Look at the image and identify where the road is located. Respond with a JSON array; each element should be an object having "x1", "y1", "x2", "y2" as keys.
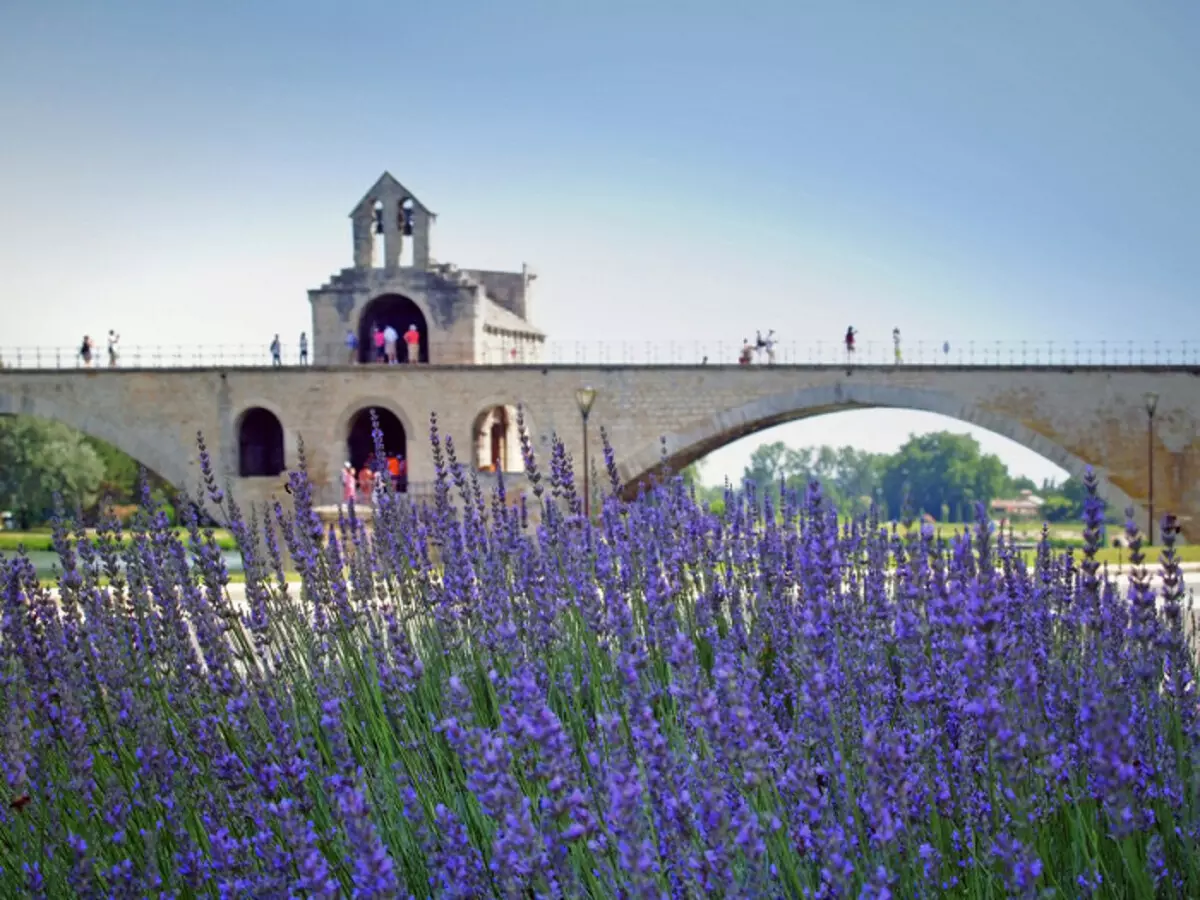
[{"x1": 206, "y1": 569, "x2": 1200, "y2": 621}]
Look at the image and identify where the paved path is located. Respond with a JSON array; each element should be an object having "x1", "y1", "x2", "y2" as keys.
[
  {"x1": 201, "y1": 570, "x2": 1200, "y2": 613},
  {"x1": 32, "y1": 566, "x2": 1200, "y2": 607}
]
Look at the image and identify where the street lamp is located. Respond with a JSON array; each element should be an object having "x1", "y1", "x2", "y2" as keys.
[
  {"x1": 575, "y1": 386, "x2": 598, "y2": 518},
  {"x1": 1145, "y1": 392, "x2": 1159, "y2": 545}
]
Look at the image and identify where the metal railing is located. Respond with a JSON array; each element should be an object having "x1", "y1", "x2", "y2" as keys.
[
  {"x1": 1, "y1": 339, "x2": 1198, "y2": 371},
  {"x1": 308, "y1": 479, "x2": 440, "y2": 510}
]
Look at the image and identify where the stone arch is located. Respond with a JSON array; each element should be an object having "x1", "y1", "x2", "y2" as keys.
[
  {"x1": 356, "y1": 293, "x2": 430, "y2": 364},
  {"x1": 472, "y1": 403, "x2": 525, "y2": 473},
  {"x1": 0, "y1": 387, "x2": 191, "y2": 491},
  {"x1": 236, "y1": 407, "x2": 285, "y2": 477},
  {"x1": 338, "y1": 398, "x2": 413, "y2": 493},
  {"x1": 616, "y1": 381, "x2": 1142, "y2": 518}
]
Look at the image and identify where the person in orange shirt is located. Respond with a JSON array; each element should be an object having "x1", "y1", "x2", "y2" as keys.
[
  {"x1": 357, "y1": 466, "x2": 374, "y2": 504},
  {"x1": 404, "y1": 325, "x2": 421, "y2": 363},
  {"x1": 387, "y1": 455, "x2": 401, "y2": 491}
]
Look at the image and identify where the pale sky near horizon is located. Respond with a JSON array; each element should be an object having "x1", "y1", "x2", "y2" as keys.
[{"x1": 1, "y1": 1, "x2": 1198, "y2": 487}]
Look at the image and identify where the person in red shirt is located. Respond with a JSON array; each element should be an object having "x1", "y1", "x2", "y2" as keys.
[
  {"x1": 739, "y1": 339, "x2": 753, "y2": 365},
  {"x1": 403, "y1": 325, "x2": 421, "y2": 363},
  {"x1": 357, "y1": 466, "x2": 374, "y2": 504}
]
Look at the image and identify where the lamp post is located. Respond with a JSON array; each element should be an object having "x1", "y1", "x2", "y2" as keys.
[
  {"x1": 1145, "y1": 392, "x2": 1159, "y2": 545},
  {"x1": 575, "y1": 386, "x2": 597, "y2": 518}
]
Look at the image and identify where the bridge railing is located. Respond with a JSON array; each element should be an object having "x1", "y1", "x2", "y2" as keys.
[
  {"x1": 1, "y1": 340, "x2": 1198, "y2": 370},
  {"x1": 307, "y1": 480, "x2": 441, "y2": 510}
]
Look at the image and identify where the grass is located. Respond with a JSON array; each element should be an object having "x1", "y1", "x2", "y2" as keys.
[
  {"x1": 34, "y1": 571, "x2": 303, "y2": 587},
  {"x1": 0, "y1": 526, "x2": 237, "y2": 552}
]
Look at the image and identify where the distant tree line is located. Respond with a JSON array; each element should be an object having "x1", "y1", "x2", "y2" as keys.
[{"x1": 682, "y1": 431, "x2": 1092, "y2": 523}]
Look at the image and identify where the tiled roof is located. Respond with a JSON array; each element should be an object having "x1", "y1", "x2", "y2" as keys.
[{"x1": 483, "y1": 297, "x2": 544, "y2": 338}]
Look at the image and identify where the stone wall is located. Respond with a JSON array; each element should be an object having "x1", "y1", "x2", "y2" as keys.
[
  {"x1": 309, "y1": 268, "x2": 479, "y2": 366},
  {"x1": 462, "y1": 269, "x2": 528, "y2": 320},
  {"x1": 2, "y1": 365, "x2": 1198, "y2": 539}
]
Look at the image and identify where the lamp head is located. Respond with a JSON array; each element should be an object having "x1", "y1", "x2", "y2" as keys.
[
  {"x1": 575, "y1": 386, "x2": 597, "y2": 416},
  {"x1": 1145, "y1": 392, "x2": 1159, "y2": 416}
]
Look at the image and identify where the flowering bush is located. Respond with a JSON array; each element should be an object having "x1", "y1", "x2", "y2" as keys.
[{"x1": 1, "y1": 413, "x2": 1198, "y2": 898}]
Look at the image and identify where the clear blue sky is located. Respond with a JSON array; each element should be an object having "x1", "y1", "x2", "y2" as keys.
[{"x1": 2, "y1": 1, "x2": 1197, "y2": 487}]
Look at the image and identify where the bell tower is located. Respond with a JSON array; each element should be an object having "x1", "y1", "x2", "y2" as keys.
[{"x1": 348, "y1": 172, "x2": 435, "y2": 270}]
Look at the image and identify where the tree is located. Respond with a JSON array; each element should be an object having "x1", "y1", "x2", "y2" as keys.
[
  {"x1": 84, "y1": 436, "x2": 153, "y2": 505},
  {"x1": 742, "y1": 441, "x2": 794, "y2": 496},
  {"x1": 679, "y1": 459, "x2": 726, "y2": 507},
  {"x1": 828, "y1": 446, "x2": 887, "y2": 516},
  {"x1": 1038, "y1": 477, "x2": 1087, "y2": 523},
  {"x1": 880, "y1": 432, "x2": 1011, "y2": 521},
  {"x1": 0, "y1": 416, "x2": 105, "y2": 528},
  {"x1": 739, "y1": 441, "x2": 888, "y2": 514}
]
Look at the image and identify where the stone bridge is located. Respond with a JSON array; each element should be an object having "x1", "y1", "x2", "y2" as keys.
[{"x1": 1, "y1": 364, "x2": 1197, "y2": 537}]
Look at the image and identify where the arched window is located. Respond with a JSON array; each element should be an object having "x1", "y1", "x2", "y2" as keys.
[
  {"x1": 357, "y1": 294, "x2": 430, "y2": 364},
  {"x1": 238, "y1": 408, "x2": 285, "y2": 477},
  {"x1": 346, "y1": 407, "x2": 408, "y2": 492},
  {"x1": 472, "y1": 404, "x2": 524, "y2": 473}
]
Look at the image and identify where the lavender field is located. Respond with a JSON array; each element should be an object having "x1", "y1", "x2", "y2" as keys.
[{"x1": 1, "y1": 415, "x2": 1197, "y2": 898}]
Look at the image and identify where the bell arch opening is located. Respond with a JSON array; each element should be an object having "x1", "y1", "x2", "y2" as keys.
[
  {"x1": 371, "y1": 199, "x2": 385, "y2": 268},
  {"x1": 237, "y1": 407, "x2": 285, "y2": 477},
  {"x1": 398, "y1": 198, "x2": 415, "y2": 267},
  {"x1": 346, "y1": 407, "x2": 408, "y2": 492},
  {"x1": 357, "y1": 293, "x2": 429, "y2": 364},
  {"x1": 473, "y1": 404, "x2": 524, "y2": 473}
]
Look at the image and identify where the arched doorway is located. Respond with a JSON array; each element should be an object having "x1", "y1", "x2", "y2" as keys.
[
  {"x1": 237, "y1": 407, "x2": 286, "y2": 477},
  {"x1": 346, "y1": 407, "x2": 408, "y2": 492},
  {"x1": 357, "y1": 294, "x2": 429, "y2": 364},
  {"x1": 473, "y1": 404, "x2": 524, "y2": 473}
]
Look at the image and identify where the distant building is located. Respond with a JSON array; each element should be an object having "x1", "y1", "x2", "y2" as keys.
[
  {"x1": 308, "y1": 172, "x2": 545, "y2": 367},
  {"x1": 989, "y1": 488, "x2": 1045, "y2": 519}
]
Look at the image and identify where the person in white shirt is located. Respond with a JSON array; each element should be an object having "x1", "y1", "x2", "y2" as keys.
[
  {"x1": 763, "y1": 329, "x2": 777, "y2": 365},
  {"x1": 383, "y1": 324, "x2": 399, "y2": 364},
  {"x1": 107, "y1": 330, "x2": 120, "y2": 367}
]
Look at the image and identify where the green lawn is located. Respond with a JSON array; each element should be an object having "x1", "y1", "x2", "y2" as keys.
[
  {"x1": 7, "y1": 524, "x2": 1197, "y2": 584},
  {"x1": 1021, "y1": 544, "x2": 1200, "y2": 567},
  {"x1": 35, "y1": 571, "x2": 303, "y2": 587},
  {"x1": 0, "y1": 527, "x2": 237, "y2": 553}
]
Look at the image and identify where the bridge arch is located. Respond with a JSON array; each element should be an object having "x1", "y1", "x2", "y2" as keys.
[
  {"x1": 616, "y1": 381, "x2": 1141, "y2": 519},
  {"x1": 332, "y1": 397, "x2": 416, "y2": 491},
  {"x1": 0, "y1": 386, "x2": 191, "y2": 491},
  {"x1": 357, "y1": 293, "x2": 430, "y2": 364}
]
